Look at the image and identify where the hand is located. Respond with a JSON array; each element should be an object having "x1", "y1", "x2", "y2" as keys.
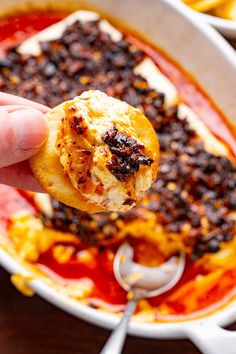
[{"x1": 0, "y1": 92, "x2": 49, "y2": 192}]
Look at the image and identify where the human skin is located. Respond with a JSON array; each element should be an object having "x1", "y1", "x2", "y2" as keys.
[{"x1": 0, "y1": 92, "x2": 49, "y2": 192}]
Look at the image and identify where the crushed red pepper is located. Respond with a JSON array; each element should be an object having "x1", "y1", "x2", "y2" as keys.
[
  {"x1": 103, "y1": 128, "x2": 154, "y2": 181},
  {"x1": 65, "y1": 104, "x2": 88, "y2": 135},
  {"x1": 70, "y1": 115, "x2": 88, "y2": 135}
]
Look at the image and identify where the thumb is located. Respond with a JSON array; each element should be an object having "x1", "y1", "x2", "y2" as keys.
[{"x1": 0, "y1": 106, "x2": 48, "y2": 168}]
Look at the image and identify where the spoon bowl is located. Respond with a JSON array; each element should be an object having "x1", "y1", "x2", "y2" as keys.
[
  {"x1": 114, "y1": 242, "x2": 185, "y2": 298},
  {"x1": 100, "y1": 243, "x2": 185, "y2": 354}
]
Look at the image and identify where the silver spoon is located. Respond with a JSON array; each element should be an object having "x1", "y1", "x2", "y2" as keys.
[{"x1": 100, "y1": 243, "x2": 185, "y2": 354}]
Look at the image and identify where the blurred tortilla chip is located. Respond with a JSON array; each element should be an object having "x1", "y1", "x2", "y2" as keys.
[
  {"x1": 183, "y1": 0, "x2": 228, "y2": 12},
  {"x1": 213, "y1": 0, "x2": 236, "y2": 20}
]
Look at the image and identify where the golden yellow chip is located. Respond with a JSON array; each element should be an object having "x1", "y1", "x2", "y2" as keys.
[
  {"x1": 182, "y1": 0, "x2": 228, "y2": 12},
  {"x1": 182, "y1": 0, "x2": 198, "y2": 4},
  {"x1": 213, "y1": 0, "x2": 236, "y2": 20}
]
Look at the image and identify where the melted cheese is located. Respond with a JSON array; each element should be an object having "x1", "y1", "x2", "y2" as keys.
[
  {"x1": 18, "y1": 10, "x2": 122, "y2": 56},
  {"x1": 134, "y1": 57, "x2": 179, "y2": 108},
  {"x1": 98, "y1": 19, "x2": 122, "y2": 42},
  {"x1": 33, "y1": 193, "x2": 53, "y2": 217},
  {"x1": 178, "y1": 104, "x2": 229, "y2": 157}
]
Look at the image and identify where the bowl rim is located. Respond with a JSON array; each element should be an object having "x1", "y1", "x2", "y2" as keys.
[{"x1": 1, "y1": 0, "x2": 236, "y2": 340}]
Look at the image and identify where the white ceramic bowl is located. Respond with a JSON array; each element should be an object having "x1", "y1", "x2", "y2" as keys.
[{"x1": 1, "y1": 0, "x2": 236, "y2": 353}]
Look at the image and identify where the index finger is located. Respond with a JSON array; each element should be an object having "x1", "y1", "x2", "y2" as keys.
[{"x1": 0, "y1": 92, "x2": 50, "y2": 113}]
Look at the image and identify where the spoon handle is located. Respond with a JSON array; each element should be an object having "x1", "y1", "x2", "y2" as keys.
[{"x1": 100, "y1": 298, "x2": 137, "y2": 354}]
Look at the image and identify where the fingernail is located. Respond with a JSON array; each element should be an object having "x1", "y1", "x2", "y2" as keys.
[{"x1": 10, "y1": 108, "x2": 48, "y2": 150}]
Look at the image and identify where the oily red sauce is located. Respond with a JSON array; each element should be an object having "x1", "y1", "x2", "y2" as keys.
[
  {"x1": 37, "y1": 246, "x2": 204, "y2": 308},
  {"x1": 0, "y1": 11, "x2": 236, "y2": 317},
  {"x1": 164, "y1": 268, "x2": 236, "y2": 316},
  {"x1": 0, "y1": 11, "x2": 67, "y2": 55},
  {"x1": 38, "y1": 238, "x2": 236, "y2": 316},
  {"x1": 38, "y1": 245, "x2": 127, "y2": 305}
]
